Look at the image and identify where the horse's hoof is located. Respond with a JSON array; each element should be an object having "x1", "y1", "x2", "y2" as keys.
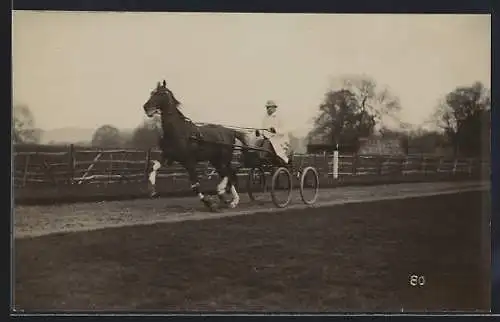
[
  {"x1": 202, "y1": 198, "x2": 219, "y2": 212},
  {"x1": 150, "y1": 192, "x2": 160, "y2": 198},
  {"x1": 228, "y1": 202, "x2": 237, "y2": 209},
  {"x1": 207, "y1": 202, "x2": 220, "y2": 212},
  {"x1": 218, "y1": 195, "x2": 232, "y2": 208}
]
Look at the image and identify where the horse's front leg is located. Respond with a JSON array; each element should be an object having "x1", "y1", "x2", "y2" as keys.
[
  {"x1": 148, "y1": 154, "x2": 174, "y2": 198},
  {"x1": 213, "y1": 164, "x2": 233, "y2": 207},
  {"x1": 213, "y1": 163, "x2": 241, "y2": 209},
  {"x1": 186, "y1": 163, "x2": 218, "y2": 212},
  {"x1": 215, "y1": 164, "x2": 241, "y2": 209},
  {"x1": 148, "y1": 159, "x2": 162, "y2": 198}
]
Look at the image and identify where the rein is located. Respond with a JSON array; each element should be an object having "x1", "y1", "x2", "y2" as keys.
[
  {"x1": 194, "y1": 122, "x2": 268, "y2": 133},
  {"x1": 169, "y1": 103, "x2": 267, "y2": 133}
]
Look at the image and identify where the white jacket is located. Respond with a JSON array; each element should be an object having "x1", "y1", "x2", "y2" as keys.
[
  {"x1": 262, "y1": 112, "x2": 285, "y2": 137},
  {"x1": 261, "y1": 111, "x2": 290, "y2": 160}
]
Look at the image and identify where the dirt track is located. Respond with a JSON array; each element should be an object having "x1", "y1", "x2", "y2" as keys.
[
  {"x1": 14, "y1": 189, "x2": 490, "y2": 312},
  {"x1": 14, "y1": 181, "x2": 488, "y2": 239}
]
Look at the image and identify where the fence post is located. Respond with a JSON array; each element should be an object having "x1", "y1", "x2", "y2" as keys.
[
  {"x1": 351, "y1": 154, "x2": 357, "y2": 175},
  {"x1": 377, "y1": 156, "x2": 384, "y2": 176},
  {"x1": 436, "y1": 157, "x2": 442, "y2": 173},
  {"x1": 452, "y1": 159, "x2": 458, "y2": 175},
  {"x1": 144, "y1": 148, "x2": 151, "y2": 182},
  {"x1": 421, "y1": 156, "x2": 427, "y2": 174},
  {"x1": 332, "y1": 148, "x2": 339, "y2": 180},
  {"x1": 468, "y1": 158, "x2": 473, "y2": 176},
  {"x1": 109, "y1": 152, "x2": 113, "y2": 185},
  {"x1": 401, "y1": 156, "x2": 407, "y2": 175},
  {"x1": 42, "y1": 160, "x2": 57, "y2": 185},
  {"x1": 22, "y1": 154, "x2": 31, "y2": 187},
  {"x1": 68, "y1": 144, "x2": 75, "y2": 185}
]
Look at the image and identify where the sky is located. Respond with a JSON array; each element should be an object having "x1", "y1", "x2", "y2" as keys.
[{"x1": 12, "y1": 11, "x2": 491, "y2": 137}]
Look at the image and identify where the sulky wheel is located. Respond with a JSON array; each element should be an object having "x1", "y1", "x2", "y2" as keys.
[
  {"x1": 271, "y1": 166, "x2": 293, "y2": 208},
  {"x1": 247, "y1": 167, "x2": 267, "y2": 202},
  {"x1": 299, "y1": 166, "x2": 319, "y2": 205}
]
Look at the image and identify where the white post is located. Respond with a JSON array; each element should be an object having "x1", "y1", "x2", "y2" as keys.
[{"x1": 333, "y1": 144, "x2": 339, "y2": 180}]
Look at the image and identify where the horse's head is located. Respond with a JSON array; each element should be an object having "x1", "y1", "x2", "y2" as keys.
[{"x1": 143, "y1": 80, "x2": 180, "y2": 117}]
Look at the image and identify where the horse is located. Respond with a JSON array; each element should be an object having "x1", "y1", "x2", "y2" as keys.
[{"x1": 142, "y1": 80, "x2": 250, "y2": 211}]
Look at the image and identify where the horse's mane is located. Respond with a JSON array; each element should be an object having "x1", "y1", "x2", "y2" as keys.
[
  {"x1": 165, "y1": 90, "x2": 194, "y2": 125},
  {"x1": 168, "y1": 88, "x2": 181, "y2": 107},
  {"x1": 174, "y1": 105, "x2": 190, "y2": 122}
]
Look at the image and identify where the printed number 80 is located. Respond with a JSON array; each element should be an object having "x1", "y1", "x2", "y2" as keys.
[{"x1": 409, "y1": 275, "x2": 425, "y2": 286}]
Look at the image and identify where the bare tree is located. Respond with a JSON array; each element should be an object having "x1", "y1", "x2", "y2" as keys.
[{"x1": 340, "y1": 74, "x2": 402, "y2": 129}]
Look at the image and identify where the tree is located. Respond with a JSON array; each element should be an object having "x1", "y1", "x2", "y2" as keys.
[
  {"x1": 340, "y1": 75, "x2": 402, "y2": 129},
  {"x1": 91, "y1": 125, "x2": 123, "y2": 148},
  {"x1": 379, "y1": 123, "x2": 450, "y2": 155},
  {"x1": 309, "y1": 75, "x2": 402, "y2": 152},
  {"x1": 308, "y1": 88, "x2": 376, "y2": 151},
  {"x1": 13, "y1": 104, "x2": 42, "y2": 144},
  {"x1": 432, "y1": 82, "x2": 490, "y2": 157},
  {"x1": 127, "y1": 117, "x2": 162, "y2": 149}
]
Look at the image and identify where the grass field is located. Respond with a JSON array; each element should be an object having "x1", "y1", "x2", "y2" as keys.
[{"x1": 14, "y1": 191, "x2": 490, "y2": 312}]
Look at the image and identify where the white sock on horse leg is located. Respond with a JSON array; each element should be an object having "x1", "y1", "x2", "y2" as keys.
[
  {"x1": 148, "y1": 170, "x2": 157, "y2": 186},
  {"x1": 148, "y1": 160, "x2": 161, "y2": 186},
  {"x1": 152, "y1": 160, "x2": 161, "y2": 171},
  {"x1": 217, "y1": 176, "x2": 228, "y2": 195},
  {"x1": 229, "y1": 185, "x2": 240, "y2": 207}
]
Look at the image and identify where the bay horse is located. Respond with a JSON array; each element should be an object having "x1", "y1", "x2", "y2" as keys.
[{"x1": 142, "y1": 80, "x2": 249, "y2": 211}]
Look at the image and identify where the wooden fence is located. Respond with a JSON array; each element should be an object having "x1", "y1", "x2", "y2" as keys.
[{"x1": 12, "y1": 144, "x2": 490, "y2": 189}]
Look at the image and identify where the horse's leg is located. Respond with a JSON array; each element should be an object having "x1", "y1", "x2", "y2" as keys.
[
  {"x1": 185, "y1": 161, "x2": 217, "y2": 212},
  {"x1": 227, "y1": 166, "x2": 240, "y2": 208},
  {"x1": 148, "y1": 154, "x2": 174, "y2": 198},
  {"x1": 148, "y1": 160, "x2": 162, "y2": 198},
  {"x1": 216, "y1": 152, "x2": 240, "y2": 209},
  {"x1": 212, "y1": 155, "x2": 240, "y2": 208},
  {"x1": 214, "y1": 163, "x2": 230, "y2": 206}
]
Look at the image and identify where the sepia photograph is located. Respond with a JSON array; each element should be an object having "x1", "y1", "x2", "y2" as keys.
[{"x1": 12, "y1": 11, "x2": 491, "y2": 312}]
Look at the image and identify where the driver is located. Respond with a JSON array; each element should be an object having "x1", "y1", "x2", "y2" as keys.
[
  {"x1": 259, "y1": 100, "x2": 290, "y2": 164},
  {"x1": 262, "y1": 100, "x2": 283, "y2": 135}
]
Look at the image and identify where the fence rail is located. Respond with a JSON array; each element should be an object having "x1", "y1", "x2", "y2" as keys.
[{"x1": 13, "y1": 144, "x2": 490, "y2": 189}]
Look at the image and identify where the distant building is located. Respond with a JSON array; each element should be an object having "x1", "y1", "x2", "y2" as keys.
[
  {"x1": 287, "y1": 133, "x2": 307, "y2": 154},
  {"x1": 307, "y1": 134, "x2": 404, "y2": 155},
  {"x1": 306, "y1": 134, "x2": 359, "y2": 154}
]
